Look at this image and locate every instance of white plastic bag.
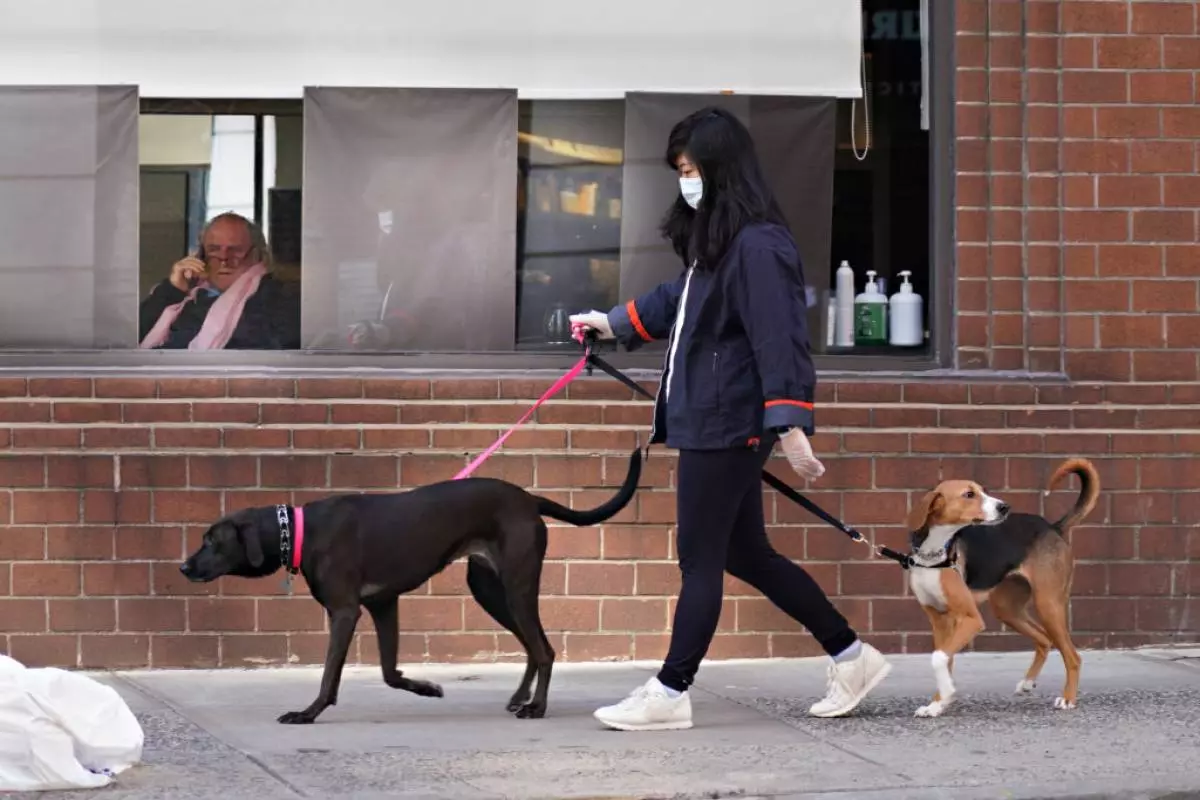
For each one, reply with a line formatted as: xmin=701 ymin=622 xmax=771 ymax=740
xmin=0 ymin=655 xmax=143 ymax=792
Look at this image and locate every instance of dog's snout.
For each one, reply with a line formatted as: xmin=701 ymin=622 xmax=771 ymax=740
xmin=997 ymin=502 xmax=1011 ymax=517
xmin=179 ymin=561 xmax=193 ymax=577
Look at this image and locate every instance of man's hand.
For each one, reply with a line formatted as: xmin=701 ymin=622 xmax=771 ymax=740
xmin=169 ymin=256 xmax=208 ymax=292
xmin=569 ymin=310 xmax=615 ymax=342
xmin=780 ymin=427 xmax=825 ymax=482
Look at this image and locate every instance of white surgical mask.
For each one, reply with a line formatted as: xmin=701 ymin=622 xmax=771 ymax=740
xmin=679 ymin=176 xmax=703 ymax=209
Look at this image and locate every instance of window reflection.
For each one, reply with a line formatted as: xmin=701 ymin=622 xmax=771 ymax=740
xmin=515 ymin=100 xmax=624 ymax=351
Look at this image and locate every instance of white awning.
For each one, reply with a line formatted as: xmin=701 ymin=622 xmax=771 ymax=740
xmin=0 ymin=0 xmax=864 ymax=99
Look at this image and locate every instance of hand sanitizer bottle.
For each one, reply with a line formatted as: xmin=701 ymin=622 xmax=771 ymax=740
xmin=854 ymin=270 xmax=888 ymax=346
xmin=888 ymin=270 xmax=924 ymax=346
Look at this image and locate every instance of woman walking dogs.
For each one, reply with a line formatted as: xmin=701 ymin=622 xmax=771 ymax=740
xmin=571 ymin=108 xmax=891 ymax=731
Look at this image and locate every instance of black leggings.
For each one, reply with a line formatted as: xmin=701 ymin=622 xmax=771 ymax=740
xmin=656 ymin=444 xmax=859 ymax=692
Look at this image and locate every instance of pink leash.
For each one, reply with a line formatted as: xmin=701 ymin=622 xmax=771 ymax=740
xmin=453 ymin=355 xmax=589 ymax=480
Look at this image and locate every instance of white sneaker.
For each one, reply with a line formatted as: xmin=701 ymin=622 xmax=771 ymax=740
xmin=808 ymin=642 xmax=892 ymax=718
xmin=594 ymin=677 xmax=693 ymax=731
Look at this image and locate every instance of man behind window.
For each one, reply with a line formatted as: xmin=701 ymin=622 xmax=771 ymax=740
xmin=139 ymin=212 xmax=300 ymax=350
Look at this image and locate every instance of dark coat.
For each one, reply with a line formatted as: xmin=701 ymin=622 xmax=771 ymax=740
xmin=138 ymin=275 xmax=301 ymax=350
xmin=606 ymin=222 xmax=817 ymax=451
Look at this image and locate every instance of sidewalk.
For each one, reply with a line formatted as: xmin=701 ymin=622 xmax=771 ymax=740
xmin=47 ymin=647 xmax=1200 ymax=800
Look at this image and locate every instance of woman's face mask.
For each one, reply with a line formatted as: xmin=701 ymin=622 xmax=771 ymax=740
xmin=679 ymin=176 xmax=703 ymax=209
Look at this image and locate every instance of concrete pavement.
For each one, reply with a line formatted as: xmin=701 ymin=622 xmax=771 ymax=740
xmin=38 ymin=647 xmax=1200 ymax=800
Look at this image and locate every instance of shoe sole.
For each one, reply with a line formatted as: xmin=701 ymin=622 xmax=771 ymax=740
xmin=594 ymin=717 xmax=694 ymax=732
xmin=809 ymin=659 xmax=894 ymax=719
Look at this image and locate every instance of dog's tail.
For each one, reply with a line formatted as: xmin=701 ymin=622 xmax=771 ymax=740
xmin=1045 ymin=457 xmax=1101 ymax=533
xmin=535 ymin=448 xmax=642 ymax=526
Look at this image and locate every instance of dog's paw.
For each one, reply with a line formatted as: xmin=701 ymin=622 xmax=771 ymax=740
xmin=1053 ymin=697 xmax=1077 ymax=711
xmin=514 ymin=703 xmax=546 ymax=720
xmin=1015 ymin=679 xmax=1036 ymax=695
xmin=277 ymin=711 xmax=316 ymax=725
xmin=914 ymin=701 xmax=947 ymax=718
xmin=410 ymin=680 xmax=444 ymax=698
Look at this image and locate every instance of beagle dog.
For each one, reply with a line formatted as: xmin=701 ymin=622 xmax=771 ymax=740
xmin=903 ymin=458 xmax=1100 ymax=718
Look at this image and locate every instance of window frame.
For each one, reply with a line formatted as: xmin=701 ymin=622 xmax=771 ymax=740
xmin=0 ymin=7 xmax=953 ymax=376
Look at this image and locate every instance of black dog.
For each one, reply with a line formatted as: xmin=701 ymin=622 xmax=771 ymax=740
xmin=180 ymin=449 xmax=642 ymax=724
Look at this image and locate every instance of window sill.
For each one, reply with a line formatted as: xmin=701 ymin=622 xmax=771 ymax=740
xmin=0 ymin=348 xmax=1066 ymax=385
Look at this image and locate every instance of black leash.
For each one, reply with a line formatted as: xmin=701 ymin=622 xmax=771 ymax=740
xmin=580 ymin=334 xmax=911 ymax=567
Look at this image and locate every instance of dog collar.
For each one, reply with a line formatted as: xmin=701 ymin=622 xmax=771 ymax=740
xmin=275 ymin=504 xmax=305 ymax=576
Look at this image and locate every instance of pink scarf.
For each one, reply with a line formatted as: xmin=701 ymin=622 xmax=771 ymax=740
xmin=139 ymin=263 xmax=268 ymax=350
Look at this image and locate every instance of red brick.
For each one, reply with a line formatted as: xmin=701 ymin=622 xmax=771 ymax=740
xmin=1135 ymin=280 xmax=1197 ymax=313
xmin=1132 ymin=71 xmax=1195 ymax=104
xmin=192 ymin=403 xmax=260 ymax=424
xmin=152 ymin=491 xmax=222 ymax=524
xmin=1167 ymin=316 xmax=1200 ymax=348
xmin=600 ymin=598 xmax=667 ymax=631
xmin=7 ymin=635 xmax=77 ymax=667
xmin=1164 ymin=176 xmax=1200 ymax=207
xmin=258 ymin=598 xmax=326 ymax=632
xmin=80 ymin=635 xmax=150 ymax=668
xmin=363 ymin=379 xmax=431 ymax=400
xmin=53 ymin=402 xmax=121 ymax=424
xmin=398 ymin=596 xmax=465 ymax=631
xmin=46 ymin=455 xmax=112 ymax=489
xmin=12 ymin=563 xmax=80 ymax=597
xmin=1132 ymin=141 xmax=1195 ymax=174
xmin=157 ymin=379 xmax=224 ymax=398
xmin=188 ymin=598 xmax=256 ymax=631
xmin=0 ymin=402 xmax=51 ymax=423
xmin=568 ymin=562 xmax=635 ymax=595
xmin=223 ymin=429 xmax=291 ymax=449
xmin=46 ymin=526 xmax=113 ymax=560
xmin=0 ymin=456 xmax=45 ymax=487
xmin=1064 ymin=141 xmax=1129 ymax=174
xmin=155 ymin=428 xmax=221 ymax=448
xmin=1097 ymin=36 xmax=1162 ymax=69
xmin=28 ymin=378 xmax=90 ymax=397
xmin=151 ymin=635 xmax=219 ymax=668
xmin=118 ymin=599 xmax=186 ymax=632
xmin=1063 ymin=2 xmax=1128 ymax=33
xmin=431 ymin=380 xmax=497 ymax=400
xmin=1099 ymin=244 xmax=1163 ymax=277
xmin=1098 ymin=175 xmax=1161 ymax=208
xmin=1099 ymin=315 xmax=1165 ymax=348
xmin=226 ymin=378 xmax=294 ymax=398
xmin=1063 ymin=70 xmax=1129 ymax=103
xmin=298 ymin=379 xmax=363 ymax=399
xmin=49 ymin=599 xmax=115 ymax=632
xmin=1064 ymin=210 xmax=1130 ymax=242
xmin=1134 ymin=210 xmax=1195 ymax=242
xmin=85 ymin=427 xmax=151 ymax=448
xmin=1164 ymin=37 xmax=1200 ymax=69
xmin=1132 ymin=2 xmax=1195 ymax=34
xmin=13 ymin=491 xmax=80 ymax=524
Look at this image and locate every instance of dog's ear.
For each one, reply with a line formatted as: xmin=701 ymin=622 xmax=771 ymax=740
xmin=906 ymin=490 xmax=944 ymax=533
xmin=240 ymin=525 xmax=265 ymax=568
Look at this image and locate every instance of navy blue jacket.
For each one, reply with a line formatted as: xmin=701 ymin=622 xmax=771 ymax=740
xmin=606 ymin=222 xmax=817 ymax=451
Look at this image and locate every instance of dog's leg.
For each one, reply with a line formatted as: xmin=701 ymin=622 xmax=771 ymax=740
xmin=497 ymin=523 xmax=555 ymax=720
xmin=915 ymin=606 xmax=954 ymax=718
xmin=1033 ymin=586 xmax=1082 ymax=710
xmin=990 ymin=579 xmax=1052 ymax=695
xmin=916 ymin=573 xmax=984 ymax=719
xmin=467 ymin=556 xmax=535 ymax=713
xmin=364 ymin=597 xmax=443 ymax=699
xmin=278 ymin=606 xmax=360 ymax=725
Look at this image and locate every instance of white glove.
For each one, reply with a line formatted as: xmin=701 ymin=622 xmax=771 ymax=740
xmin=569 ymin=310 xmax=615 ymax=341
xmin=779 ymin=427 xmax=825 ymax=482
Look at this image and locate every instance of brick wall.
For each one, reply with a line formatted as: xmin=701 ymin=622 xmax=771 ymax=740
xmin=0 ymin=376 xmax=1195 ymax=669
xmin=0 ymin=0 xmax=1197 ymax=669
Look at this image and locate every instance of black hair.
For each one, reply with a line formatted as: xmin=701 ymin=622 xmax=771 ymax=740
xmin=659 ymin=107 xmax=788 ymax=270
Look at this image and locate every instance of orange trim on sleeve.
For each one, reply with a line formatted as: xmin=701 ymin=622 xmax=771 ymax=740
xmin=626 ymin=300 xmax=653 ymax=342
xmin=765 ymin=399 xmax=815 ymax=411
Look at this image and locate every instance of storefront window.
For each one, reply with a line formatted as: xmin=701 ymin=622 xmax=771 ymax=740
xmin=0 ymin=0 xmax=939 ymax=365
